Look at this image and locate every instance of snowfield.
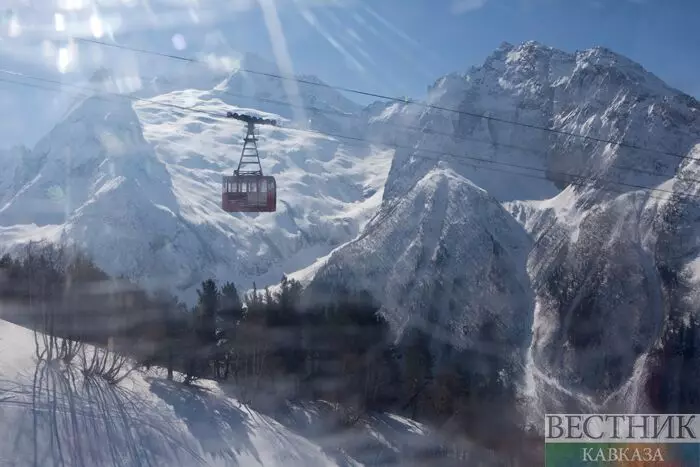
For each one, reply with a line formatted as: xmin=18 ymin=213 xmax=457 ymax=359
xmin=0 ymin=318 xmax=494 ymax=466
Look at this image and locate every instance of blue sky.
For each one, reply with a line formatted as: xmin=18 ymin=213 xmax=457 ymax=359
xmin=0 ymin=0 xmax=698 ymax=145
xmin=234 ymin=0 xmax=700 ymax=101
xmin=3 ymin=0 xmax=699 ymax=98
xmin=129 ymin=0 xmax=698 ymax=101
xmin=140 ymin=0 xmax=700 ymax=101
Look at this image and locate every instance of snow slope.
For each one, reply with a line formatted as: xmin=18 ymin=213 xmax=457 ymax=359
xmin=0 ymin=318 xmax=506 ymax=466
xmin=274 ymin=400 xmax=505 ymax=467
xmin=0 ymin=319 xmax=341 ymax=467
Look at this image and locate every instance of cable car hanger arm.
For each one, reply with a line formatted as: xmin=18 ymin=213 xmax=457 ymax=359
xmin=226 ymin=111 xmax=278 ymax=127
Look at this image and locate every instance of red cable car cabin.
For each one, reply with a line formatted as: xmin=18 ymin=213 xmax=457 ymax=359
xmin=221 ymin=112 xmax=278 ymax=213
xmin=222 ymin=175 xmax=276 ymax=212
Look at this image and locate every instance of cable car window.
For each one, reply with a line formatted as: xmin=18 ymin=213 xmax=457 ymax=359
xmin=260 ymin=180 xmax=267 ymax=192
xmin=250 ymin=181 xmax=257 ymax=192
xmin=241 ymin=182 xmax=247 ymax=193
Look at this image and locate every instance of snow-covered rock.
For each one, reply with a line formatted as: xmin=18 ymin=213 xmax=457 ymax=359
xmin=308 ymin=167 xmax=534 ymax=370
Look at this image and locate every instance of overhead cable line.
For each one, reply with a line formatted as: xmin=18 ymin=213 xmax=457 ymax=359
xmin=207 ymin=85 xmax=690 ymax=184
xmin=108 ymin=73 xmax=686 ymax=184
xmin=1 ymin=70 xmax=698 ymax=204
xmin=1 ymin=66 xmax=693 ymax=187
xmin=74 ymin=37 xmax=695 ymax=162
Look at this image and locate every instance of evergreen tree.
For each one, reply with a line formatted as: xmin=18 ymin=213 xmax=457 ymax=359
xmin=268 ymin=276 xmax=304 ymax=377
xmin=193 ymin=279 xmax=220 ymax=378
xmin=245 ymin=282 xmax=262 ymax=313
xmin=220 ymin=281 xmax=243 ymax=325
xmin=649 ymin=312 xmax=700 ymax=413
xmin=370 ymin=343 xmax=402 ymax=409
xmin=234 ymin=292 xmax=270 ymax=397
xmin=277 ymin=275 xmax=303 ymax=311
xmin=196 ymin=279 xmax=219 ymax=344
xmin=152 ymin=292 xmax=188 ymax=380
xmin=217 ymin=281 xmax=243 ymax=379
xmin=679 ymin=314 xmax=700 ymax=410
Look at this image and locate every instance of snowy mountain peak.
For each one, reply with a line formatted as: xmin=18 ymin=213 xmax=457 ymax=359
xmin=214 ymin=51 xmax=290 ymax=90
xmin=480 ymin=40 xmax=564 ymax=69
xmin=237 ymin=51 xmax=279 ymax=74
xmin=214 ymin=52 xmax=359 ymax=112
xmin=576 ymin=45 xmax=642 ymax=69
xmin=308 ymin=167 xmax=534 ymax=364
xmin=571 ymin=46 xmax=676 ymax=94
xmin=210 ymin=53 xmax=360 ymax=133
xmin=0 ymin=91 xmax=173 ymax=229
xmin=514 ymin=39 xmax=554 ymax=55
xmin=379 ymin=39 xmax=700 ymax=208
xmin=45 ymin=94 xmax=156 ymax=168
xmin=497 ymin=41 xmax=515 ymax=51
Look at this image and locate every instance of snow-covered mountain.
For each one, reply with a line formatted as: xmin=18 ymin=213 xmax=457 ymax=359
xmin=0 ymin=60 xmax=389 ymax=304
xmin=307 ymin=167 xmax=534 ymax=374
xmin=306 ymin=41 xmax=700 ymax=419
xmin=208 ymin=52 xmax=362 ymax=134
xmin=2 ymin=39 xmax=700 ymax=424
xmin=370 ymin=41 xmax=698 ymax=206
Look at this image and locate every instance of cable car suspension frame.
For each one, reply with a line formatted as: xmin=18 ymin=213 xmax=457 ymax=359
xmin=221 ymin=111 xmax=278 ymax=213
